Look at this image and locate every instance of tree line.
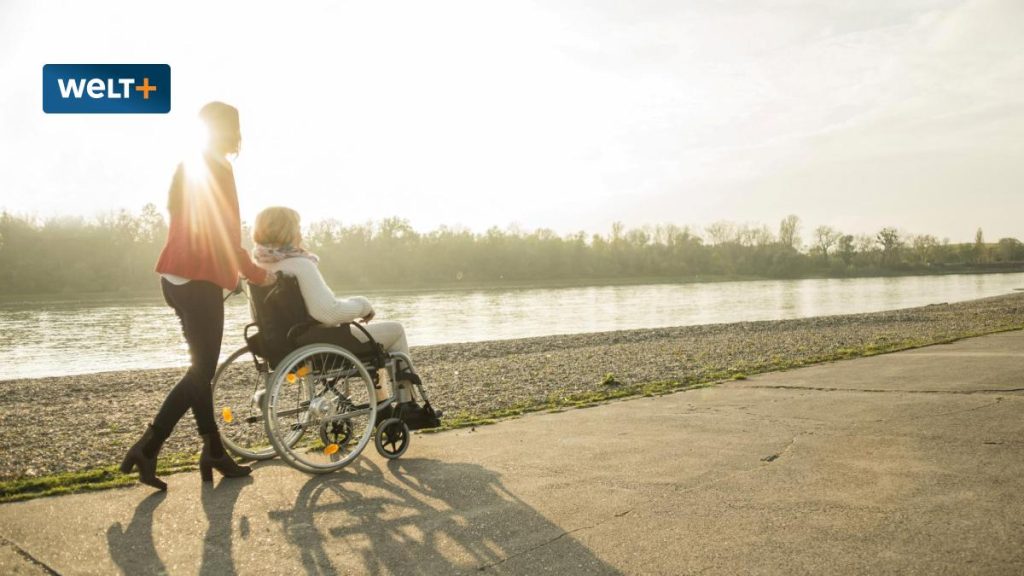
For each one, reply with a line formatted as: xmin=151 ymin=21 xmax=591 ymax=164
xmin=1 ymin=205 xmax=1022 ymax=295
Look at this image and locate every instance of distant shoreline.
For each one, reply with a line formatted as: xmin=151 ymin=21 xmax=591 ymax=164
xmin=2 ymin=266 xmax=1023 ymax=305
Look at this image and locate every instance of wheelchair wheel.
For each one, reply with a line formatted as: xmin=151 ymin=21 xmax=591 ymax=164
xmin=264 ymin=343 xmax=377 ymax=474
xmin=212 ymin=346 xmax=280 ymax=461
xmin=374 ymin=418 xmax=410 ymax=459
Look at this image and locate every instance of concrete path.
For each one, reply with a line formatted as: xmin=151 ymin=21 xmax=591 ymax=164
xmin=2 ymin=331 xmax=1023 ymax=575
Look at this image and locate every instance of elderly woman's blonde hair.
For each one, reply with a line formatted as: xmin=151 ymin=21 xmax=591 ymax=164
xmin=253 ymin=206 xmax=301 ymax=247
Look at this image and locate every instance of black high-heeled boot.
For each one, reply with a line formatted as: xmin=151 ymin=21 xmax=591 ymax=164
xmin=120 ymin=425 xmax=168 ymax=491
xmin=199 ymin=433 xmax=251 ymax=481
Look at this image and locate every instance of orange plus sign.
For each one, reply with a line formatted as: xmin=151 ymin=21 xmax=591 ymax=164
xmin=134 ymin=77 xmax=157 ymax=100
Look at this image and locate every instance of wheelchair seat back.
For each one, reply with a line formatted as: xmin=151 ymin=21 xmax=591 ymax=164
xmin=247 ymin=274 xmax=386 ymax=369
xmin=247 ymin=275 xmax=313 ymax=368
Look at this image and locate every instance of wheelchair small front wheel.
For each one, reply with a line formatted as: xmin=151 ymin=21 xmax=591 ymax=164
xmin=374 ymin=418 xmax=410 ymax=459
xmin=212 ymin=346 xmax=277 ymax=461
xmin=265 ymin=344 xmax=377 ymax=474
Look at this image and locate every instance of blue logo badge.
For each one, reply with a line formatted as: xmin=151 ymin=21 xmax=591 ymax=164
xmin=43 ymin=64 xmax=171 ymax=114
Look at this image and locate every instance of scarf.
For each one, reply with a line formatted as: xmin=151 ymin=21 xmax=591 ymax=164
xmin=253 ymin=244 xmax=320 ymax=265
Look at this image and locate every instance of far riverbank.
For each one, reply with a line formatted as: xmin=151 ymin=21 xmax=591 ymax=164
xmin=2 ymin=265 xmax=1023 ymax=304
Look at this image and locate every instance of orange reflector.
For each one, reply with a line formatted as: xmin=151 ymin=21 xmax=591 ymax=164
xmin=222 ymin=407 xmax=233 ymax=423
xmin=286 ymin=373 xmax=297 ymax=384
xmin=324 ymin=443 xmax=339 ymax=456
xmin=297 ymin=365 xmax=311 ymax=377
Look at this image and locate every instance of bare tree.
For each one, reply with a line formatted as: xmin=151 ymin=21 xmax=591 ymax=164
xmin=876 ymin=227 xmax=902 ymax=268
xmin=751 ymin=225 xmax=776 ymax=247
xmin=974 ymin=227 xmax=988 ymax=264
xmin=137 ymin=203 xmax=167 ymax=244
xmin=705 ymin=221 xmax=737 ymax=246
xmin=625 ymin=228 xmax=650 ymax=247
xmin=307 ymin=218 xmax=342 ymax=249
xmin=837 ymin=234 xmax=855 ymax=265
xmin=910 ymin=234 xmax=940 ymax=265
xmin=735 ymin=223 xmax=774 ymax=247
xmin=610 ymin=221 xmax=625 ymax=243
xmin=854 ymin=234 xmax=876 ymax=254
xmin=778 ymin=215 xmax=801 ymax=250
xmin=813 ymin=225 xmax=840 ymax=261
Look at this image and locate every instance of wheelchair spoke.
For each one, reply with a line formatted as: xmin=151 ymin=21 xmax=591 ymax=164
xmin=272 ymin=402 xmax=310 ymax=419
xmin=331 ymin=407 xmax=371 ymax=420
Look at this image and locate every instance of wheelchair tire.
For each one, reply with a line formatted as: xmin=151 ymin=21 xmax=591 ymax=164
xmin=212 ymin=346 xmax=279 ymax=461
xmin=264 ymin=343 xmax=378 ymax=474
xmin=374 ymin=418 xmax=410 ymax=459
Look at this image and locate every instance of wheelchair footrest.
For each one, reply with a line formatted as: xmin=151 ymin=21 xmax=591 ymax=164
xmin=396 ymin=400 xmax=442 ymax=431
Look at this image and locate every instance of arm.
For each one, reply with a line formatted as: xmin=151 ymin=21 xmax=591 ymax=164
xmin=222 ymin=170 xmax=269 ymax=285
xmin=284 ymin=259 xmax=372 ymax=325
xmin=235 ymin=241 xmax=269 ymax=285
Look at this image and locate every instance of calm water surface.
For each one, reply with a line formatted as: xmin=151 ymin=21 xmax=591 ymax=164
xmin=2 ymin=273 xmax=1022 ymax=380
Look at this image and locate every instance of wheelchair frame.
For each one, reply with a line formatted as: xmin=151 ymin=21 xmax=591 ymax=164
xmin=211 ymin=279 xmax=438 ymax=474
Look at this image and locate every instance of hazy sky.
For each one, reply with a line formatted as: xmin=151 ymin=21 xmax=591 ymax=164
xmin=1 ymin=0 xmax=1021 ymax=242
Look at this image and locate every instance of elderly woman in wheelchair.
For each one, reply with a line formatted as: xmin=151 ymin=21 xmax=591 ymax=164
xmin=210 ymin=207 xmax=441 ymax=474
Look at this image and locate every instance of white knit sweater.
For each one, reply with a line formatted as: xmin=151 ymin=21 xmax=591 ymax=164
xmin=257 ymin=258 xmax=372 ymax=326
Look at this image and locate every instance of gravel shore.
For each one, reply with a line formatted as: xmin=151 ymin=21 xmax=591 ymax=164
xmin=2 ymin=293 xmax=1023 ymax=481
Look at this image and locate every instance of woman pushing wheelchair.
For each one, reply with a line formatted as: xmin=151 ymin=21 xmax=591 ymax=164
xmin=122 ymin=100 xmax=439 ymax=490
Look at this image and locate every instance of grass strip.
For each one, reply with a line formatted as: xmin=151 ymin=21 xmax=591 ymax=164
xmin=0 ymin=453 xmax=199 ymax=503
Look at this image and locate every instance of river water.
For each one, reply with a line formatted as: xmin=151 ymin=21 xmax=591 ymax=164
xmin=2 ymin=272 xmax=1022 ymax=380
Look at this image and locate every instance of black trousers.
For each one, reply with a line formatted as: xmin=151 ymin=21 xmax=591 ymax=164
xmin=153 ymin=278 xmax=224 ymax=437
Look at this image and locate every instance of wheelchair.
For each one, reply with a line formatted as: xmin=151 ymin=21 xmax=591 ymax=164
xmin=211 ymin=273 xmax=441 ymax=474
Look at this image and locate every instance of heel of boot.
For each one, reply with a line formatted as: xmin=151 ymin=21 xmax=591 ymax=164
xmin=119 ymin=454 xmax=136 ymax=474
xmin=200 ymin=433 xmax=251 ymax=480
xmin=200 ymin=462 xmax=213 ymax=482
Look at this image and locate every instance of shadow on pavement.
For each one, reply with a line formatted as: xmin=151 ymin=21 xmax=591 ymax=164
xmin=106 ymin=475 xmax=253 ymax=576
xmin=267 ymin=458 xmax=620 ymax=574
xmin=200 ymin=474 xmax=253 ymax=576
xmin=106 ymin=491 xmax=168 ymax=576
xmin=103 ymin=459 xmax=617 ymax=574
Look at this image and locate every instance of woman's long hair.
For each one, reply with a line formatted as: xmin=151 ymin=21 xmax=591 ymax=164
xmin=199 ymin=101 xmax=241 ymax=155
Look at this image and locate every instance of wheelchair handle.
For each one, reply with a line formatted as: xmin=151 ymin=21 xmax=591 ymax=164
xmin=223 ymin=278 xmax=246 ymax=302
xmin=349 ymin=320 xmax=379 ymax=345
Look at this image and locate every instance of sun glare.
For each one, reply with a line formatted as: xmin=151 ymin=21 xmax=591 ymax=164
xmin=186 ymin=117 xmax=211 ymax=158
xmin=179 ymin=116 xmax=213 ymax=188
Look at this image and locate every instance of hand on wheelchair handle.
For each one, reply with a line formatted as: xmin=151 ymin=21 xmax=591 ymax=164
xmin=256 ymin=270 xmax=278 ymax=288
xmin=223 ymin=278 xmax=246 ymax=301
